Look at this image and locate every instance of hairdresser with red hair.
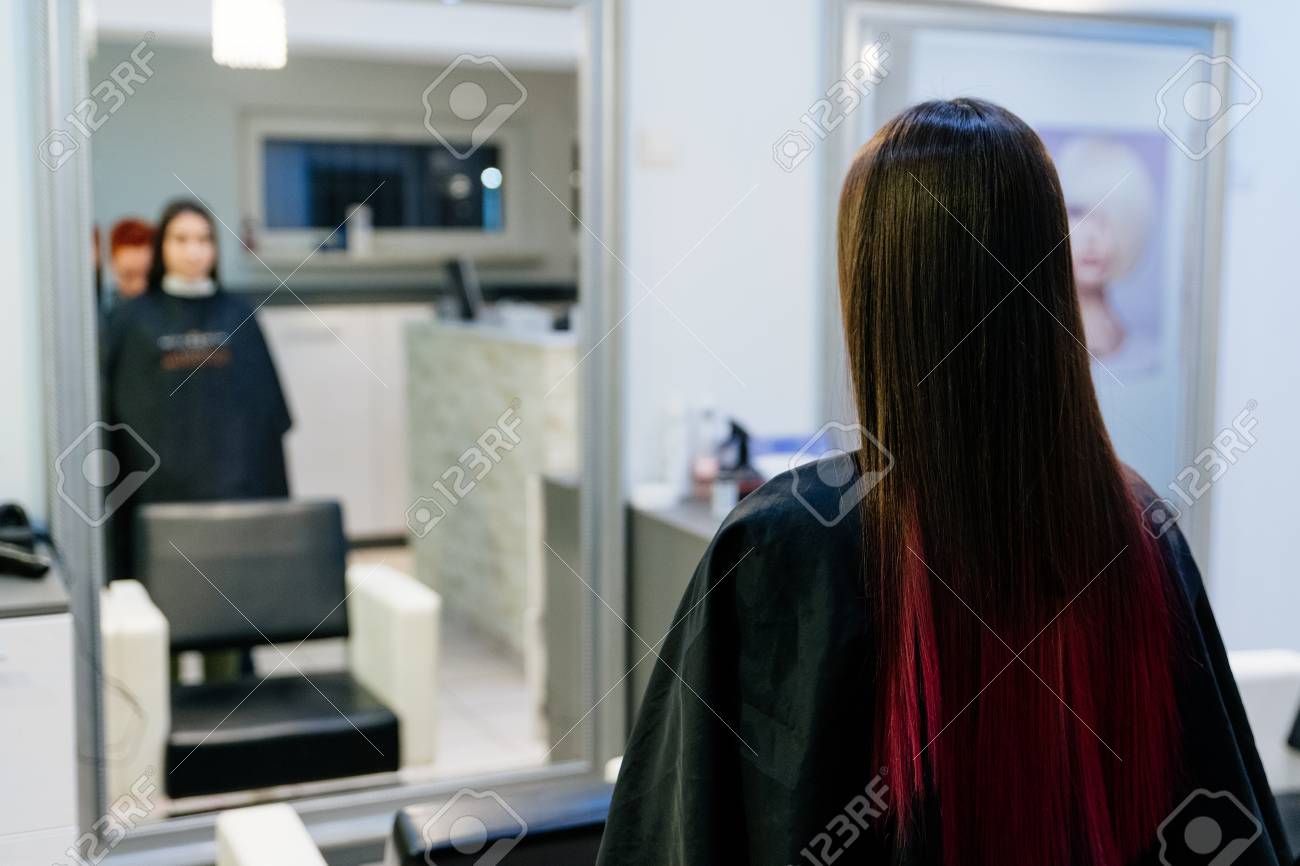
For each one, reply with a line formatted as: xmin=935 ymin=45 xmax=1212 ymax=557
xmin=598 ymin=99 xmax=1293 ymax=866
xmin=107 ymin=217 xmax=154 ymax=302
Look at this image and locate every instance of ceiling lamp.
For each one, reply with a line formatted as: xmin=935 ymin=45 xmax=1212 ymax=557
xmin=212 ymin=0 xmax=287 ymax=70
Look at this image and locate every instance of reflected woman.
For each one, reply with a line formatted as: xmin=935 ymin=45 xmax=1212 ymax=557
xmin=597 ymin=100 xmax=1291 ymax=866
xmin=103 ymin=200 xmax=292 ymax=590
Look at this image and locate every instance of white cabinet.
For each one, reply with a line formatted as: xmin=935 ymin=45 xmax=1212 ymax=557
xmin=1229 ymin=650 xmax=1300 ymax=792
xmin=260 ymin=302 xmax=434 ymax=539
xmin=0 ymin=826 xmax=81 ymax=866
xmin=0 ymin=613 xmax=78 ymax=845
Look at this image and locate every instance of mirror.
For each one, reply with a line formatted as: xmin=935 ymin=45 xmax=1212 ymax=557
xmin=65 ymin=0 xmax=607 ymax=831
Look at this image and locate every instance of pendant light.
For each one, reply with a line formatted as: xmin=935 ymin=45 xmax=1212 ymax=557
xmin=212 ymin=0 xmax=287 ymax=70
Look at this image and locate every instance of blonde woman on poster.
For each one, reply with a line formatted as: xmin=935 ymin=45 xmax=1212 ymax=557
xmin=1053 ymin=135 xmax=1160 ymax=373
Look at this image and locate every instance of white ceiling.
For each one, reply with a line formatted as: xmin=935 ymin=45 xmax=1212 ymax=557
xmin=90 ymin=0 xmax=582 ymax=69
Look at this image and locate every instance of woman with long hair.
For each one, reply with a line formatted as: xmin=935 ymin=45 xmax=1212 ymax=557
xmin=597 ymin=100 xmax=1292 ymax=865
xmin=103 ymin=199 xmax=292 ymax=611
xmin=104 ymin=198 xmax=291 ymax=508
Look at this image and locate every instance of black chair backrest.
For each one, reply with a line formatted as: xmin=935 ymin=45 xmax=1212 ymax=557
xmin=392 ymin=779 xmax=611 ymax=866
xmin=134 ymin=500 xmax=349 ymax=652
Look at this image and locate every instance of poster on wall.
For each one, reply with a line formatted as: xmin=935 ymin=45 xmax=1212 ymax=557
xmin=1038 ymin=128 xmax=1171 ymax=381
xmin=841 ymin=8 xmax=1222 ymax=561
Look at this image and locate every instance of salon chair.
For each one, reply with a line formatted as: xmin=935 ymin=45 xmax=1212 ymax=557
xmin=386 ymin=776 xmax=613 ymax=866
xmin=100 ymin=500 xmax=440 ymax=802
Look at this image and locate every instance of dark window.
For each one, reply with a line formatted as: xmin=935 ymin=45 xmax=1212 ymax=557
xmin=263 ymin=138 xmax=504 ymax=231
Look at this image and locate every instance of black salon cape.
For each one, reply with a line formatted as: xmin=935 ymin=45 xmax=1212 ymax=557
xmin=597 ymin=455 xmax=1295 ymax=866
xmin=102 ymin=289 xmax=292 ymax=577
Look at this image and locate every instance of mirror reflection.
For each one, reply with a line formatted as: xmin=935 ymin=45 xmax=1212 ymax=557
xmin=86 ymin=0 xmax=588 ymax=819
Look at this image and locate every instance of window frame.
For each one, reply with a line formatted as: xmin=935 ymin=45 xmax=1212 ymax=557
xmin=240 ymin=111 xmax=545 ymax=267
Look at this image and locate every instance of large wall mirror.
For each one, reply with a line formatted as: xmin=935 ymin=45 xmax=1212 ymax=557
xmin=32 ymin=0 xmax=625 ymax=862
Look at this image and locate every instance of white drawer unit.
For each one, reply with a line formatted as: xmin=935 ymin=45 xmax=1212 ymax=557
xmin=1229 ymin=650 xmax=1300 ymax=793
xmin=0 ymin=612 xmax=78 ymax=842
xmin=0 ymin=826 xmax=80 ymax=866
xmin=260 ymin=302 xmax=435 ymax=539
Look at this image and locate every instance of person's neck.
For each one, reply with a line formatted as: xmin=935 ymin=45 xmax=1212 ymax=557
xmin=161 ymin=274 xmax=216 ymax=298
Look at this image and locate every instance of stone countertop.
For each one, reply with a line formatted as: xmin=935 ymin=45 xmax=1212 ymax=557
xmin=406 ymin=319 xmax=578 ymax=349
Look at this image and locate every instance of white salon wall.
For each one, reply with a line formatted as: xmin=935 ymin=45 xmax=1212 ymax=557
xmin=619 ymin=0 xmax=825 ymax=488
xmin=0 ymin=0 xmax=47 ymax=523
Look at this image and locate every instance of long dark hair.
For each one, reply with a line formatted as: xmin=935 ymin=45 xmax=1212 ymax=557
xmin=839 ymin=99 xmax=1181 ymax=865
xmin=146 ymin=198 xmax=220 ymax=292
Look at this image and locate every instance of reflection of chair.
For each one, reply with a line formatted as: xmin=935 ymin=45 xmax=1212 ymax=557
xmin=100 ymin=500 xmax=440 ymax=803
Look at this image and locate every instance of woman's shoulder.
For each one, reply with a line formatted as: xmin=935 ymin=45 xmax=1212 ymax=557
xmin=108 ymin=291 xmax=162 ymax=318
xmin=1122 ymin=464 xmax=1182 ymax=544
xmin=103 ymin=292 xmax=164 ymax=343
xmin=1122 ymin=463 xmax=1159 ymax=505
xmin=206 ymin=287 xmax=257 ymax=317
xmin=195 ymin=289 xmax=269 ymax=337
xmin=701 ymin=452 xmax=867 ymax=611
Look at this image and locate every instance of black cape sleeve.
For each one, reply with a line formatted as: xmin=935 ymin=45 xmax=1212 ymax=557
xmin=596 ymin=526 xmax=750 ymax=864
xmin=597 ymin=478 xmax=887 ymax=865
xmin=244 ymin=312 xmax=292 ymax=438
xmin=1156 ymin=515 xmax=1295 ymax=866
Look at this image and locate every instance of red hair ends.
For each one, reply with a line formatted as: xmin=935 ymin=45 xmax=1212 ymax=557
xmin=873 ymin=499 xmax=1180 ymax=866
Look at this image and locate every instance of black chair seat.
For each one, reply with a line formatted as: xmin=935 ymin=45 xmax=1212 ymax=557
xmin=166 ymin=670 xmax=400 ymax=798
